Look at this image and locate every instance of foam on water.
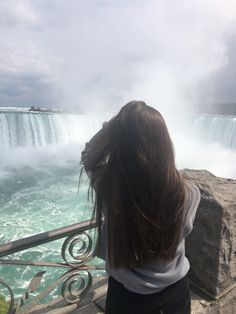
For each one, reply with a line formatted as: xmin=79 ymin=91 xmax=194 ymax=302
xmin=0 ymin=162 xmax=99 ymax=299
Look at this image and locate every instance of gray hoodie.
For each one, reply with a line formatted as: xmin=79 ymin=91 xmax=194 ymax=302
xmin=95 ymin=182 xmax=200 ymax=294
xmin=82 ymin=135 xmax=201 ymax=294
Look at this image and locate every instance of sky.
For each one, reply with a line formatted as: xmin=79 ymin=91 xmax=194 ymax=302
xmin=0 ymin=0 xmax=236 ymax=114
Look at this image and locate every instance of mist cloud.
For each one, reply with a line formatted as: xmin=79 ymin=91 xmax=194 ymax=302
xmin=199 ymin=32 xmax=236 ymax=103
xmin=0 ymin=0 xmax=236 ymax=115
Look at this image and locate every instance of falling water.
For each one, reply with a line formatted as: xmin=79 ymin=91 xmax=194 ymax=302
xmin=193 ymin=115 xmax=236 ymax=148
xmin=0 ymin=111 xmax=91 ymax=148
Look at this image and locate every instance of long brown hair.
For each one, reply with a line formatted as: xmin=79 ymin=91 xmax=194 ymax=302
xmin=81 ymin=101 xmax=186 ymax=268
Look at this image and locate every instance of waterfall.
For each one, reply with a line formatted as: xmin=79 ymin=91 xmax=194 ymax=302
xmin=1 ymin=110 xmax=236 ymax=150
xmin=0 ymin=111 xmax=95 ymax=148
xmin=193 ymin=115 xmax=236 ymax=149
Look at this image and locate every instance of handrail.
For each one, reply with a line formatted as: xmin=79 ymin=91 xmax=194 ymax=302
xmin=0 ymin=218 xmax=102 ymax=313
xmin=0 ymin=219 xmax=97 ymax=257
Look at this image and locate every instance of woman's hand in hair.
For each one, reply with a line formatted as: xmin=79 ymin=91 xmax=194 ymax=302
xmin=81 ymin=115 xmax=116 ymax=172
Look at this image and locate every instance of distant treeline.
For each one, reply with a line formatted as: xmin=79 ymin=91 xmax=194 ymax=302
xmin=197 ymin=103 xmax=236 ymax=115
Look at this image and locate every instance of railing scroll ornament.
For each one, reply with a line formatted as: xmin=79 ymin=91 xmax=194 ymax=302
xmin=0 ymin=219 xmax=103 ymax=314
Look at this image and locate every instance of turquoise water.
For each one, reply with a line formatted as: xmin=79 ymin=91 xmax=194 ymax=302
xmin=0 ymin=162 xmax=103 ymax=302
xmin=0 ymin=164 xmax=90 ymax=241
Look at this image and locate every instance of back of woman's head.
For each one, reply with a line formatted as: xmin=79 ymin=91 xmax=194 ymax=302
xmin=108 ymin=101 xmax=175 ymax=183
xmin=83 ymin=101 xmax=186 ymax=268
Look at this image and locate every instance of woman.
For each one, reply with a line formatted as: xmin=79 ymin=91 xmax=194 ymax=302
xmin=81 ymin=101 xmax=200 ymax=314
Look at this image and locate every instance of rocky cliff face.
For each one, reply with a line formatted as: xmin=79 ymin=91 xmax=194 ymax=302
xmin=181 ymin=169 xmax=236 ymax=300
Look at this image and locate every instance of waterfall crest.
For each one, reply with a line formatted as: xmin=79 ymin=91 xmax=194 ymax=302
xmin=1 ymin=110 xmax=236 ymax=150
xmin=0 ymin=111 xmax=91 ymax=148
xmin=193 ymin=115 xmax=236 ymax=149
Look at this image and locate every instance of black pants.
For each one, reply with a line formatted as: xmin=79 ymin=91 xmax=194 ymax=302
xmin=105 ymin=275 xmax=191 ymax=314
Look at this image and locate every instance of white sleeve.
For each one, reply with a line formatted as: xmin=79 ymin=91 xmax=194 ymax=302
xmin=182 ymin=182 xmax=201 ymax=238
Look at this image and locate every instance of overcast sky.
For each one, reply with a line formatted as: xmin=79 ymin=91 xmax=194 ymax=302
xmin=0 ymin=0 xmax=236 ymax=114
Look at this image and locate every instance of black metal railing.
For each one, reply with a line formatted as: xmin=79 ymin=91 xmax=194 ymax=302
xmin=0 ymin=219 xmax=104 ymax=314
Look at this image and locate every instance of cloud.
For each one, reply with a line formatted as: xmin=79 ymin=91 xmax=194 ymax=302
xmin=198 ymin=32 xmax=236 ymax=103
xmin=0 ymin=0 xmax=37 ymax=27
xmin=0 ymin=0 xmax=236 ymax=114
xmin=0 ymin=71 xmax=57 ymax=106
xmin=0 ymin=1 xmax=59 ymax=107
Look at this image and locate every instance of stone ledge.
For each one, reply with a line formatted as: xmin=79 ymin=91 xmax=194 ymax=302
xmin=191 ymin=285 xmax=236 ymax=314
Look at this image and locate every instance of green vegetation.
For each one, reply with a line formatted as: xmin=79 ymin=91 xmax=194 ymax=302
xmin=0 ymin=295 xmax=9 ymax=314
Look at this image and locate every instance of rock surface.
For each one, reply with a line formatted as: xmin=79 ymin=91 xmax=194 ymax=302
xmin=182 ymin=169 xmax=236 ymax=298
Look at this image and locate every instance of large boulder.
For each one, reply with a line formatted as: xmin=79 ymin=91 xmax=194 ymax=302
xmin=181 ymin=169 xmax=236 ymax=299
